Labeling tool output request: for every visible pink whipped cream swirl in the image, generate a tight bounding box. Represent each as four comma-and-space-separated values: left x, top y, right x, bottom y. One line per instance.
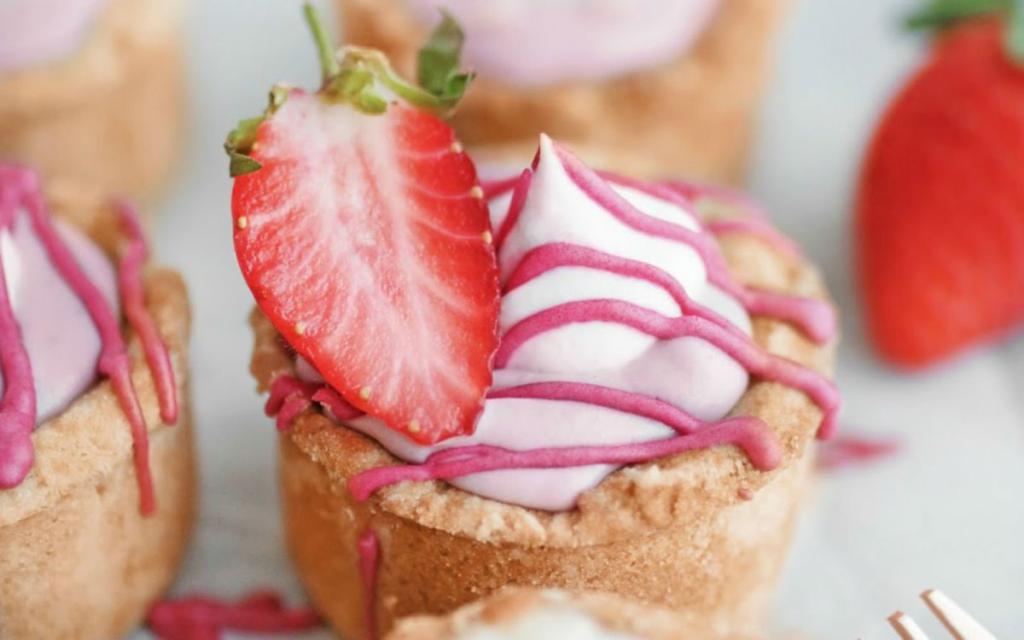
269, 137, 840, 512
0, 0, 108, 73
401, 0, 722, 87
0, 165, 177, 515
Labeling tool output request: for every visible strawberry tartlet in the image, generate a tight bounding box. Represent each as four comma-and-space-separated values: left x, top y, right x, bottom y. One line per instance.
0, 166, 195, 638
230, 8, 837, 639
387, 588, 742, 640
338, 0, 789, 183
0, 0, 186, 199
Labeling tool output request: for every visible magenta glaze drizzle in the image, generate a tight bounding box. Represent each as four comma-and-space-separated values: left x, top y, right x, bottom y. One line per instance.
358, 529, 380, 640
265, 375, 365, 429
504, 242, 747, 339
348, 418, 779, 502
556, 147, 837, 345
148, 589, 320, 639
0, 165, 176, 515
494, 168, 533, 251
489, 381, 754, 435
117, 201, 178, 425
0, 185, 35, 488
495, 300, 838, 438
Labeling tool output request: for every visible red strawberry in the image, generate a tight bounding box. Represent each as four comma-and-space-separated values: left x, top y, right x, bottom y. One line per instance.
857, 16, 1024, 367
226, 6, 499, 443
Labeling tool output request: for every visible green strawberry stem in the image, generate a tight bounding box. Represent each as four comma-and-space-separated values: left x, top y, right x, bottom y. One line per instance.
907, 0, 1024, 62
303, 3, 340, 84
302, 3, 472, 115
225, 4, 473, 177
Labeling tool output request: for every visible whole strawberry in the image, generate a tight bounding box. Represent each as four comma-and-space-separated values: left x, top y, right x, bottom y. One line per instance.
225, 6, 500, 443
857, 1, 1024, 367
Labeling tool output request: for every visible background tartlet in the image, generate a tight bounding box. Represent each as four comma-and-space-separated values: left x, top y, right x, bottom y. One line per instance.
0, 182, 195, 639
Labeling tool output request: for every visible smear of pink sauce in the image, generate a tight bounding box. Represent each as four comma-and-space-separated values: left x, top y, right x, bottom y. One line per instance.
358, 530, 379, 640
818, 435, 901, 471
0, 165, 176, 516
148, 590, 321, 640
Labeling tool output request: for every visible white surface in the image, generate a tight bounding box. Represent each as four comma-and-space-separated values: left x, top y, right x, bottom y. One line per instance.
136, 0, 1024, 637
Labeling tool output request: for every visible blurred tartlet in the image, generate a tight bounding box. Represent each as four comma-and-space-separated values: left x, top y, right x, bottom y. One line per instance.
0, 0, 187, 199
0, 167, 195, 638
338, 0, 788, 183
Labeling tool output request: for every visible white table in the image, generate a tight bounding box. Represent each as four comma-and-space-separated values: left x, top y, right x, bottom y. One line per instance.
141, 0, 1024, 636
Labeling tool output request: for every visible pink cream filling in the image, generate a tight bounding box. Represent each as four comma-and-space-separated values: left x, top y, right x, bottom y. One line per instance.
271, 137, 839, 512
0, 166, 177, 515
400, 0, 722, 87
0, 0, 108, 73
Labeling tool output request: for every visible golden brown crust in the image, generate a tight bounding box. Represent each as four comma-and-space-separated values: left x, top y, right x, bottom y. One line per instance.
387, 588, 751, 640
0, 181, 196, 638
255, 194, 835, 638
339, 0, 789, 183
0, 0, 186, 199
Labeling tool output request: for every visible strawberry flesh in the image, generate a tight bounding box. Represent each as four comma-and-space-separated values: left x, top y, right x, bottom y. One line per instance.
232, 92, 500, 443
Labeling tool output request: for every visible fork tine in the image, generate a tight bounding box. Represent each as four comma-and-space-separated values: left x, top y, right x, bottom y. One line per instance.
920, 590, 997, 640
889, 611, 931, 640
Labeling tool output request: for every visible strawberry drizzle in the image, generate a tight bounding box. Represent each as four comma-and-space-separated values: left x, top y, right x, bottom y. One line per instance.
493, 169, 533, 250
117, 201, 178, 425
485, 166, 827, 340
488, 382, 754, 435
0, 166, 176, 514
0, 180, 35, 488
495, 300, 839, 439
348, 418, 780, 502
147, 589, 321, 640
556, 146, 837, 345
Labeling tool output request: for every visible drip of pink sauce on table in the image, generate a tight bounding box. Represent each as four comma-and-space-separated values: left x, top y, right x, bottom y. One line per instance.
818, 434, 901, 471
0, 165, 177, 515
148, 590, 320, 640
265, 140, 840, 503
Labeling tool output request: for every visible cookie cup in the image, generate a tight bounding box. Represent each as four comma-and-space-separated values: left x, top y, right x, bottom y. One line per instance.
252, 221, 835, 639
0, 183, 196, 639
338, 0, 787, 183
0, 0, 186, 200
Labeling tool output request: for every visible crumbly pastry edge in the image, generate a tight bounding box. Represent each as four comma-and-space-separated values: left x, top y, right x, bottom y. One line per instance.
251, 214, 836, 548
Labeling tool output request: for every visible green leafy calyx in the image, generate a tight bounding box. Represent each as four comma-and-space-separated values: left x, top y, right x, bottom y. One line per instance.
224, 4, 473, 178
907, 0, 1024, 62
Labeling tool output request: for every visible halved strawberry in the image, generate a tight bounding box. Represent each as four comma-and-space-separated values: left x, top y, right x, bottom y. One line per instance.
227, 6, 500, 444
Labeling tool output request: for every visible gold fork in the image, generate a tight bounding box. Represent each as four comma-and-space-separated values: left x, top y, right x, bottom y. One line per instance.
888, 590, 997, 640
